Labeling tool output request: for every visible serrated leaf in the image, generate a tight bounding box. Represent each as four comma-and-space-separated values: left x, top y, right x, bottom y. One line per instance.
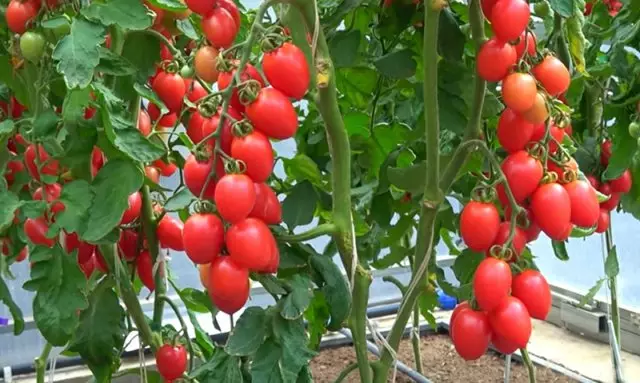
82, 0, 153, 30
418, 290, 438, 329
280, 275, 313, 320
603, 119, 637, 180
372, 246, 409, 269
604, 246, 619, 278
329, 30, 361, 68
164, 188, 195, 211
0, 190, 21, 232
251, 339, 284, 382
282, 154, 322, 185
191, 349, 243, 382
452, 250, 484, 285
282, 181, 318, 229
176, 18, 198, 40
374, 49, 416, 79
62, 87, 92, 123
20, 200, 47, 219
120, 32, 161, 81
177, 287, 212, 314
578, 278, 605, 307
565, 13, 587, 74
548, 0, 574, 17
146, 0, 188, 10
42, 16, 71, 30
33, 109, 60, 138
437, 9, 465, 62
225, 307, 267, 356
0, 120, 16, 140
271, 315, 316, 381
186, 310, 215, 360
97, 48, 137, 76
0, 276, 25, 335
309, 255, 351, 331
552, 240, 569, 261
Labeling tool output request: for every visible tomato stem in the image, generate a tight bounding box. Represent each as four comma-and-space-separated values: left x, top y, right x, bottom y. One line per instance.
520, 348, 537, 383
276, 222, 337, 242
140, 186, 166, 327
141, 28, 182, 58
157, 295, 195, 373
34, 342, 52, 383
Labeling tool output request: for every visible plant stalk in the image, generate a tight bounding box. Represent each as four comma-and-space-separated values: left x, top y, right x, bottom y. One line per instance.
157, 295, 195, 373
411, 303, 423, 375
605, 227, 621, 347
520, 348, 537, 383
140, 186, 165, 328
277, 223, 337, 242
34, 343, 52, 383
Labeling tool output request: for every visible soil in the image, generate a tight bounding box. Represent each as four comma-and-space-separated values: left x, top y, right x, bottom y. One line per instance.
310, 334, 578, 383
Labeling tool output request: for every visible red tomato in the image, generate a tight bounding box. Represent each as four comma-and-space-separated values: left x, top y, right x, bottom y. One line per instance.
451, 309, 491, 361
24, 217, 55, 247
118, 229, 139, 261
245, 88, 298, 140
230, 131, 274, 183
481, 0, 499, 21
600, 140, 612, 166
186, 79, 208, 103
6, 0, 38, 34
498, 151, 543, 203
198, 263, 211, 289
137, 250, 156, 291
152, 72, 186, 113
4, 157, 24, 185
157, 215, 184, 251
586, 175, 599, 190
530, 183, 571, 240
79, 252, 107, 279
529, 122, 545, 142
546, 157, 577, 183
121, 192, 142, 224
183, 213, 224, 264
459, 201, 500, 252
187, 111, 207, 144
262, 235, 280, 273
524, 216, 541, 243
218, 63, 264, 112
214, 174, 256, 223
512, 270, 551, 320
10, 97, 25, 118
497, 108, 534, 152
610, 169, 632, 193
153, 159, 178, 177
25, 145, 60, 181
34, 183, 65, 215
263, 42, 310, 100
184, 154, 218, 200
218, 0, 241, 28
490, 0, 530, 42
449, 301, 470, 341
209, 256, 249, 314
138, 109, 152, 136
514, 31, 536, 59
492, 332, 519, 354
547, 124, 566, 155
476, 38, 517, 82
145, 166, 160, 183
147, 103, 178, 127
65, 232, 96, 264
502, 73, 537, 112
595, 209, 610, 233
201, 113, 234, 153
488, 222, 526, 261
473, 257, 512, 312
202, 7, 237, 49
532, 56, 571, 96
185, 0, 215, 15
599, 182, 621, 211
226, 217, 274, 271
249, 183, 282, 225
564, 180, 599, 228
156, 344, 188, 381
489, 296, 532, 349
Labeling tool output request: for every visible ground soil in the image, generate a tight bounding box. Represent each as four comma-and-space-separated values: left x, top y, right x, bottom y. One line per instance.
310, 334, 578, 383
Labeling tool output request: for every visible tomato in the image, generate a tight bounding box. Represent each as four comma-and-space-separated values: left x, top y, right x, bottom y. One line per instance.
183, 213, 224, 264
502, 73, 537, 113
263, 235, 280, 273
184, 154, 218, 200
492, 332, 519, 354
490, 0, 530, 42
451, 309, 491, 361
547, 157, 577, 183
449, 301, 470, 341
25, 145, 60, 181
157, 215, 184, 251
481, 0, 499, 21
489, 296, 532, 349
156, 344, 188, 381
118, 229, 139, 261
79, 252, 107, 279
595, 209, 610, 233
218, 0, 241, 28
147, 103, 178, 127
629, 121, 640, 139
214, 174, 256, 223
498, 151, 543, 203
209, 256, 249, 314
186, 79, 207, 104
249, 183, 282, 225
600, 140, 612, 166
530, 183, 571, 240
4, 155, 24, 185
137, 250, 156, 291
263, 42, 310, 100
152, 72, 186, 113
121, 192, 142, 224
245, 88, 298, 140
185, 0, 215, 15
34, 183, 65, 215
230, 131, 274, 183
547, 124, 566, 155
599, 183, 621, 211
201, 113, 234, 153
6, 0, 38, 34
91, 147, 105, 174
586, 175, 599, 190
153, 159, 178, 177
489, 222, 526, 261
497, 108, 534, 152
202, 7, 237, 49
532, 56, 571, 96
10, 97, 25, 118
160, 42, 173, 62
195, 46, 220, 83
24, 217, 55, 247
476, 38, 517, 82
512, 270, 551, 320
218, 63, 264, 112
187, 111, 207, 143
522, 92, 549, 125
20, 31, 46, 63
145, 166, 160, 183
564, 180, 599, 228
65, 232, 95, 264
226, 217, 274, 271
529, 123, 545, 143
138, 109, 152, 136
459, 201, 500, 252
524, 215, 541, 243
610, 169, 632, 193
473, 257, 512, 312
199, 263, 211, 289
514, 31, 536, 59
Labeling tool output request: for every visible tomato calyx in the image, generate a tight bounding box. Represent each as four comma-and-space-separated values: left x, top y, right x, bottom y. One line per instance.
193, 199, 216, 214
197, 100, 219, 118
231, 119, 254, 138
237, 79, 262, 105
259, 30, 289, 53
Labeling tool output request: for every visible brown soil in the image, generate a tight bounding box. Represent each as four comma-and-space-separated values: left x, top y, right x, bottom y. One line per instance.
310, 334, 578, 383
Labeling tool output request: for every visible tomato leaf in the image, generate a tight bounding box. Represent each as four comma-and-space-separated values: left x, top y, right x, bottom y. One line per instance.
164, 187, 195, 211
578, 278, 605, 307
176, 18, 199, 40
33, 109, 60, 138
62, 87, 92, 123
279, 274, 314, 320
565, 12, 587, 74
418, 290, 438, 329
548, 0, 574, 17
374, 49, 417, 79
191, 349, 243, 382
570, 224, 597, 237
134, 84, 168, 114
552, 240, 570, 261
282, 154, 323, 186
282, 181, 318, 229
452, 249, 484, 285
309, 254, 351, 331
146, 0, 188, 11
68, 279, 126, 382
186, 310, 216, 360
271, 315, 317, 381
20, 200, 47, 219
437, 9, 465, 62
52, 18, 106, 89
225, 307, 268, 356
603, 114, 636, 180
604, 245, 619, 278
48, 180, 94, 237
0, 119, 16, 141
329, 30, 361, 68
250, 339, 285, 382
97, 48, 137, 76
0, 276, 24, 335
82, 0, 153, 30
0, 190, 20, 232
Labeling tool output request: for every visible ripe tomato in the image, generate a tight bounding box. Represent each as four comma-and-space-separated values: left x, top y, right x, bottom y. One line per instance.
118, 229, 139, 261
530, 183, 571, 240
79, 252, 107, 279
502, 73, 537, 113
202, 8, 237, 49
489, 296, 532, 349
245, 88, 298, 140
263, 43, 310, 100
514, 31, 536, 59
198, 263, 211, 289
4, 156, 24, 185
183, 213, 224, 264
195, 46, 220, 83
532, 56, 570, 96
599, 183, 621, 211
263, 235, 280, 273
201, 113, 234, 153
499, 151, 543, 203
480, 0, 499, 21
157, 215, 184, 251
65, 232, 96, 264
218, 0, 241, 28
489, 222, 526, 261
492, 332, 519, 354
209, 256, 250, 314
6, 0, 38, 34
137, 250, 155, 291
156, 344, 188, 381
459, 201, 500, 252
187, 111, 207, 144
449, 301, 470, 342
20, 31, 46, 63
153, 159, 178, 177
186, 79, 208, 104
546, 157, 577, 183
214, 174, 256, 223
497, 108, 534, 152
547, 124, 566, 155
24, 217, 55, 247
477, 38, 517, 82
184, 155, 218, 200
473, 257, 512, 312
34, 182, 64, 213
152, 72, 186, 113
226, 217, 274, 271
524, 216, 541, 243
490, 0, 530, 42
522, 92, 549, 125
147, 103, 178, 127
138, 109, 152, 136
230, 131, 274, 183
121, 192, 142, 224
218, 63, 264, 112
600, 140, 612, 166
25, 144, 59, 181
564, 180, 599, 228
586, 175, 599, 190
451, 309, 491, 361
10, 97, 25, 118
145, 166, 160, 183
595, 209, 610, 233
249, 183, 282, 225
610, 169, 632, 193
512, 270, 551, 320
185, 0, 215, 14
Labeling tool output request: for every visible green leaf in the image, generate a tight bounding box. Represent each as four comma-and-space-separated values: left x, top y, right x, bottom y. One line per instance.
552, 240, 569, 261
225, 307, 267, 356
437, 9, 465, 62
343, 111, 371, 138
97, 48, 137, 76
33, 109, 61, 138
309, 255, 351, 331
373, 49, 416, 79
0, 190, 20, 232
81, 159, 143, 242
0, 276, 25, 335
146, 0, 188, 10
280, 275, 313, 320
282, 181, 318, 229
251, 339, 285, 382
82, 0, 153, 30
604, 246, 619, 278
570, 224, 597, 238
133, 83, 168, 114
62, 87, 92, 123
191, 349, 243, 382
603, 118, 637, 180
20, 200, 47, 219
49, 180, 94, 236
565, 12, 587, 74
164, 188, 195, 211
176, 18, 199, 40
0, 120, 16, 141
387, 162, 425, 194
282, 154, 322, 185
271, 315, 317, 381
52, 18, 106, 89
329, 30, 361, 68
578, 278, 605, 307
176, 287, 212, 313
418, 290, 438, 329
548, 0, 574, 17
68, 279, 126, 382
372, 246, 409, 269
452, 250, 484, 285
186, 310, 215, 360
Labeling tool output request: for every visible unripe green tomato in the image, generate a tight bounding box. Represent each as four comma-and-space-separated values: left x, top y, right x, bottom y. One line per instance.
629, 121, 640, 139
180, 65, 194, 79
534, 1, 551, 17
20, 32, 46, 63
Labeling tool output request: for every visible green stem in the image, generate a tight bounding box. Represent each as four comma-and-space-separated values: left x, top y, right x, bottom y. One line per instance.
334, 362, 359, 383
140, 28, 181, 56
34, 343, 52, 383
277, 223, 337, 242
157, 295, 195, 373
552, 13, 572, 72
605, 226, 621, 346
140, 186, 165, 328
411, 304, 423, 375
520, 348, 537, 383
